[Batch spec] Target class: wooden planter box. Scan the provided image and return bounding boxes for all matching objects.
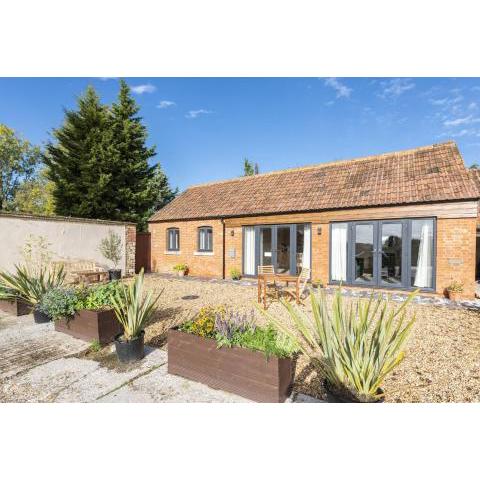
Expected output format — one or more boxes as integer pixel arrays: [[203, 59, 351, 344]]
[[55, 309, 122, 345], [168, 328, 295, 403], [0, 298, 32, 316]]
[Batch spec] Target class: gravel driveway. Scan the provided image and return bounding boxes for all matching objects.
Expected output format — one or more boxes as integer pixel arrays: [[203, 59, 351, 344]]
[[142, 274, 480, 403]]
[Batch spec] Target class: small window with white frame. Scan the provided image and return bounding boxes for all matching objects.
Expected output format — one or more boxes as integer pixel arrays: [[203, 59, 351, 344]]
[[198, 226, 213, 252]]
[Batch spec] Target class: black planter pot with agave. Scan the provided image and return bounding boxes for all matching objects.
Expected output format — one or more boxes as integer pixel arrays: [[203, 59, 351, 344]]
[[323, 380, 384, 403], [111, 269, 161, 364]]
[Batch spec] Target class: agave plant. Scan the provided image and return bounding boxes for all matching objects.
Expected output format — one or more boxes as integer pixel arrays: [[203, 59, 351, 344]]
[[261, 287, 417, 402], [0, 264, 66, 306], [111, 269, 161, 341]]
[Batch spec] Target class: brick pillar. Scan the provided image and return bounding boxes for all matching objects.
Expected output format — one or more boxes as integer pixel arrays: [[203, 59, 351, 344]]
[[125, 225, 136, 276]]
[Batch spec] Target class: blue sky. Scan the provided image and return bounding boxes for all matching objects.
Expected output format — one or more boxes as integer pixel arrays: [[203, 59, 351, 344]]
[[1, 77, 480, 191]]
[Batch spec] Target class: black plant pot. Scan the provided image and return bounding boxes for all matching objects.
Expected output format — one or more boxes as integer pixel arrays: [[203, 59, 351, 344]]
[[33, 309, 52, 324], [109, 269, 122, 280], [324, 380, 384, 403], [115, 331, 145, 363]]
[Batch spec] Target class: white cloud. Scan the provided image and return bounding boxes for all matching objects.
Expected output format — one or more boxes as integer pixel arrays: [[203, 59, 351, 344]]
[[323, 78, 352, 98], [157, 100, 176, 109], [468, 102, 478, 110], [185, 109, 212, 119], [378, 78, 415, 99], [443, 115, 480, 127], [131, 84, 156, 94]]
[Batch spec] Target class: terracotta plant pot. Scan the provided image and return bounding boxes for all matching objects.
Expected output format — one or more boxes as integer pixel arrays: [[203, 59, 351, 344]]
[[177, 270, 185, 277], [447, 290, 461, 302]]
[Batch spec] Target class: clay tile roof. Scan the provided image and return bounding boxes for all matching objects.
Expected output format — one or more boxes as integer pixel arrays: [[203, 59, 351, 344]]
[[150, 141, 480, 222]]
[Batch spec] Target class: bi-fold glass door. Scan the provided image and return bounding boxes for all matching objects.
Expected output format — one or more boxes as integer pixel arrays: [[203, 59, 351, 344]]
[[256, 225, 294, 274], [351, 220, 406, 287]]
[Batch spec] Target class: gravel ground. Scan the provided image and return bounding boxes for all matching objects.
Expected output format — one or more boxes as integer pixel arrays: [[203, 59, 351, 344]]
[[142, 273, 480, 403]]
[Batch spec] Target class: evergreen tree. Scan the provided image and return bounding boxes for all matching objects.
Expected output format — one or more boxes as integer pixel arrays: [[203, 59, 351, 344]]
[[44, 86, 113, 218], [45, 82, 176, 228], [243, 158, 254, 176]]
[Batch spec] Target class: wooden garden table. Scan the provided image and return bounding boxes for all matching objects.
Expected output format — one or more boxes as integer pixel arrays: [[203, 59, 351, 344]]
[[73, 270, 108, 285], [257, 273, 300, 309]]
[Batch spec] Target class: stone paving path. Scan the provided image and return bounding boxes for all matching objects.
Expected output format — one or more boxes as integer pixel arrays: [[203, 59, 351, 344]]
[[0, 312, 251, 403]]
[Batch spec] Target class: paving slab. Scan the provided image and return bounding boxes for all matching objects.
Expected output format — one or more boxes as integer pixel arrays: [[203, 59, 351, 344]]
[[98, 363, 251, 403], [0, 346, 167, 402], [0, 313, 88, 380]]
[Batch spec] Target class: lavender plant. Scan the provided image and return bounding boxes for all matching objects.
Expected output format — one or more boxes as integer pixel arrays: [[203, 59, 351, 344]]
[[215, 309, 254, 347]]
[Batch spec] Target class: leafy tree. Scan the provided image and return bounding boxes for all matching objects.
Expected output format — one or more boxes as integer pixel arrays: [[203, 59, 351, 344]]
[[254, 162, 260, 175], [470, 163, 479, 169], [0, 124, 41, 210], [44, 82, 176, 230], [12, 168, 55, 215], [243, 158, 254, 176]]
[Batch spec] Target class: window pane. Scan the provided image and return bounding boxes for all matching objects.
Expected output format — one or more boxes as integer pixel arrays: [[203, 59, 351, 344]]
[[260, 227, 272, 266], [331, 223, 348, 281], [354, 224, 374, 283], [296, 224, 304, 274], [411, 219, 434, 288], [380, 223, 402, 285], [199, 227, 212, 251]]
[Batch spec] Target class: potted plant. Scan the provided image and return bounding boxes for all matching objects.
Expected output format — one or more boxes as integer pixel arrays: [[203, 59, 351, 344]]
[[173, 263, 188, 277], [99, 230, 123, 280], [446, 281, 464, 302], [168, 307, 297, 402], [111, 269, 161, 363], [261, 287, 417, 403], [0, 264, 66, 323], [229, 267, 241, 280]]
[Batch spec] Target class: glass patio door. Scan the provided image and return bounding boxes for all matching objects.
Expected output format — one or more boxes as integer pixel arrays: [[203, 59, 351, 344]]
[[256, 225, 294, 275], [352, 222, 376, 285], [379, 221, 405, 287]]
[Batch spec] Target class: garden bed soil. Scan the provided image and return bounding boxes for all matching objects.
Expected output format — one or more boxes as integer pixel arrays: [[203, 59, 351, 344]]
[[55, 308, 122, 345], [0, 298, 32, 316], [167, 328, 295, 402]]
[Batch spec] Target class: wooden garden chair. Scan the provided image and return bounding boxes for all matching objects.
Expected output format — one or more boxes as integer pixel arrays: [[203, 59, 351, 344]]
[[257, 265, 279, 304], [281, 267, 311, 304]]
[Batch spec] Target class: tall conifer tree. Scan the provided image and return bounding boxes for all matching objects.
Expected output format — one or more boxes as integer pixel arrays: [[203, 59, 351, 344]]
[[45, 82, 175, 228]]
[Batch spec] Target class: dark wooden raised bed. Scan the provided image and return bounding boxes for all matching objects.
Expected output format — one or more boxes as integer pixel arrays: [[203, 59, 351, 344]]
[[168, 328, 295, 402], [0, 298, 32, 316], [55, 309, 122, 345]]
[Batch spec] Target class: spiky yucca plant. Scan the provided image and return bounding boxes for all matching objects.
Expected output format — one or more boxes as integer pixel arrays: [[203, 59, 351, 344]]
[[111, 269, 161, 341], [0, 264, 66, 306], [261, 287, 417, 402]]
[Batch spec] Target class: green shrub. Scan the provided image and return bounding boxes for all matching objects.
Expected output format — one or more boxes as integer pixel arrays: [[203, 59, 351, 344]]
[[37, 287, 78, 321], [229, 267, 241, 280], [0, 264, 65, 306], [0, 284, 15, 300], [261, 287, 417, 402], [89, 339, 101, 352], [99, 230, 123, 269], [447, 280, 464, 293], [76, 281, 122, 311], [173, 263, 188, 273]]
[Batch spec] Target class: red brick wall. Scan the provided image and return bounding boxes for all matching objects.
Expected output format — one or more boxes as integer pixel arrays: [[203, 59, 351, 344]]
[[436, 217, 477, 298], [149, 219, 224, 278], [125, 225, 136, 276]]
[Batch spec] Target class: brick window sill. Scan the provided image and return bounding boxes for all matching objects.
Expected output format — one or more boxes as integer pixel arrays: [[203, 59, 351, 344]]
[[194, 251, 214, 256], [164, 250, 181, 255]]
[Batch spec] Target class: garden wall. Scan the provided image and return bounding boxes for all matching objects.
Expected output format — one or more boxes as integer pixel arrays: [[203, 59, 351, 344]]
[[0, 212, 136, 276]]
